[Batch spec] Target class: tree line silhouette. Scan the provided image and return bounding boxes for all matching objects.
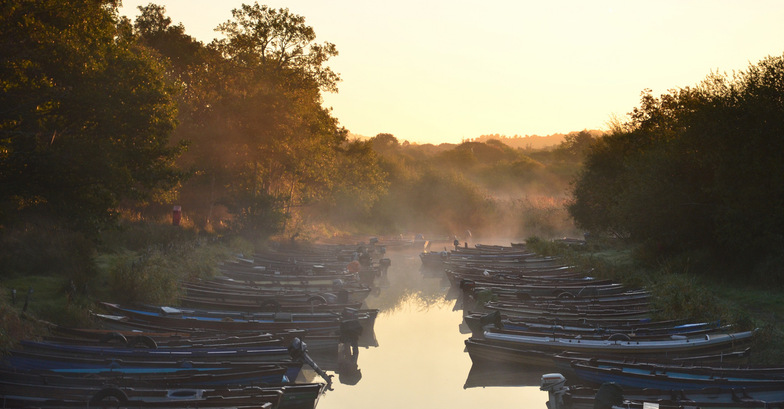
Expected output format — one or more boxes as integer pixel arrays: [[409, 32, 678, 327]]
[[569, 57, 784, 283]]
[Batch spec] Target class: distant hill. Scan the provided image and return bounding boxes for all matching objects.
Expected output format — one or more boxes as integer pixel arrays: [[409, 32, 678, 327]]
[[349, 130, 604, 150], [467, 130, 604, 150]]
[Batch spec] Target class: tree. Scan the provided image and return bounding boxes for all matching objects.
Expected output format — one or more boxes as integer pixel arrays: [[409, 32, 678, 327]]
[[165, 2, 386, 236], [133, 3, 208, 90], [371, 133, 400, 153], [567, 133, 634, 239], [555, 130, 597, 161], [313, 138, 389, 225], [214, 2, 339, 92], [569, 54, 784, 277], [0, 0, 183, 234]]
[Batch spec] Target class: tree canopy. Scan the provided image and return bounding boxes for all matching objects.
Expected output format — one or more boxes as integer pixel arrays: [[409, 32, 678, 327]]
[[214, 3, 340, 93], [0, 0, 387, 242], [0, 0, 592, 250], [0, 0, 183, 234], [568, 54, 784, 278], [131, 2, 385, 236]]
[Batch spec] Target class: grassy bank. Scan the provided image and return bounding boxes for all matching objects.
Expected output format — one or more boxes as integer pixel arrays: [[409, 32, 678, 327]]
[[527, 237, 784, 364], [0, 220, 257, 352]]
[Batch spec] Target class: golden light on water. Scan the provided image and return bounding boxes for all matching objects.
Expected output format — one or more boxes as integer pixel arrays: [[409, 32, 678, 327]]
[[310, 250, 551, 409], [318, 295, 547, 408]]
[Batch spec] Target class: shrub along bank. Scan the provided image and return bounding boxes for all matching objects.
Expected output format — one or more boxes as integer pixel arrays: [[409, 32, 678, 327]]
[[0, 220, 253, 352]]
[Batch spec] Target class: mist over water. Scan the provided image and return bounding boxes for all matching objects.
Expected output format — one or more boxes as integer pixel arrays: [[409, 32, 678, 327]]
[[303, 244, 550, 409]]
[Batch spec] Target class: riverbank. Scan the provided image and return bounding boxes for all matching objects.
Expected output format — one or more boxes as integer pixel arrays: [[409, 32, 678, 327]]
[[2, 233, 783, 365], [526, 236, 784, 364]]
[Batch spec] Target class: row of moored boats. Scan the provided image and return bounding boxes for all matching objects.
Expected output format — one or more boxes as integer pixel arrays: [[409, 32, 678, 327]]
[[422, 241, 781, 409], [1, 240, 390, 408]]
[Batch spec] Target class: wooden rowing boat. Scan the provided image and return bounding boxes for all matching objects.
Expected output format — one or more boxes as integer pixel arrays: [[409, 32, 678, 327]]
[[541, 373, 784, 409]]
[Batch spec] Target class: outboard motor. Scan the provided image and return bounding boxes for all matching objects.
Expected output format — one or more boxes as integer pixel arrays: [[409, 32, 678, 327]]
[[340, 317, 363, 360], [593, 382, 623, 409], [379, 258, 391, 276], [480, 309, 503, 329], [540, 373, 568, 409], [466, 310, 504, 338], [289, 337, 333, 389], [358, 251, 371, 267]]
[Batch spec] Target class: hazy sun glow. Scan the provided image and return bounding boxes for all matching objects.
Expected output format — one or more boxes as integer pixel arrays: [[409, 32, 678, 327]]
[[119, 0, 784, 144]]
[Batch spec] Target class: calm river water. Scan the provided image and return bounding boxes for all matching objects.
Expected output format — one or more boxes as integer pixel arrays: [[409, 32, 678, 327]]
[[300, 245, 550, 409]]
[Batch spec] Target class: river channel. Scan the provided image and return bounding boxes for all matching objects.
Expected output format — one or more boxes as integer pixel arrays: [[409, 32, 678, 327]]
[[300, 245, 550, 409]]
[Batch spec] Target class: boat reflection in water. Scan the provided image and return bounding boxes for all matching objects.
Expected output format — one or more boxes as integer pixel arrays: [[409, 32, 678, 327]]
[[304, 339, 364, 387], [302, 310, 375, 387], [464, 364, 546, 389], [336, 342, 362, 385], [312, 245, 549, 409]]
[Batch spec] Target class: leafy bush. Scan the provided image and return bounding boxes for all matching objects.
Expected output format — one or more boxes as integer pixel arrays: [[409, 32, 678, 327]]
[[98, 239, 234, 305], [648, 273, 728, 322], [99, 217, 201, 252], [514, 197, 579, 240], [101, 250, 171, 305], [570, 55, 784, 280]]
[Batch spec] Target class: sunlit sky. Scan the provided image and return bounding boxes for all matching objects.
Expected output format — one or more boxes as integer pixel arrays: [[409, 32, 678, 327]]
[[119, 0, 784, 145]]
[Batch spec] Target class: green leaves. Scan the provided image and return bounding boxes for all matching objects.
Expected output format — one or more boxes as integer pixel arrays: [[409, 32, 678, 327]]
[[569, 53, 784, 274], [159, 3, 382, 236], [214, 3, 339, 92], [0, 0, 182, 234]]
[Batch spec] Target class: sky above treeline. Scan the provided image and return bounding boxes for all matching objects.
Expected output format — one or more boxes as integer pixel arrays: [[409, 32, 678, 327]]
[[119, 0, 784, 145]]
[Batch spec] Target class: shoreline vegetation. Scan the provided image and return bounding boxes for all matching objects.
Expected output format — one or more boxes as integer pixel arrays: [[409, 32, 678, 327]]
[[1, 226, 783, 365], [526, 236, 784, 365], [2, 1, 784, 368]]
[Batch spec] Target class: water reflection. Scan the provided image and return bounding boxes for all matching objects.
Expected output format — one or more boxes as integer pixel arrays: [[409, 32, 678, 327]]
[[358, 322, 378, 348], [464, 364, 547, 389], [304, 246, 549, 409], [303, 318, 374, 387], [336, 342, 361, 385]]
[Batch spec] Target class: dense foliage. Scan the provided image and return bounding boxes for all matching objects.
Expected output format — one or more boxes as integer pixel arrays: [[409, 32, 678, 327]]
[[569, 54, 784, 281], [121, 3, 581, 242], [133, 3, 387, 237], [0, 0, 581, 287], [0, 1, 390, 281], [0, 0, 183, 235]]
